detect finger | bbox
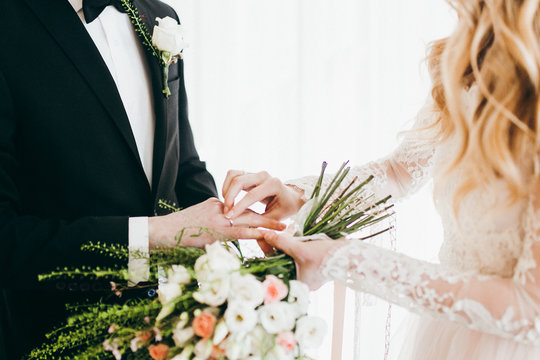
[257,239,276,256]
[228,177,280,218]
[263,231,298,256]
[234,210,286,231]
[222,170,245,200]
[223,172,270,213]
[219,227,266,240]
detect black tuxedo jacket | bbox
[0,0,217,358]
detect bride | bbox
[221,0,540,358]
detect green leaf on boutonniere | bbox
[120,0,163,64]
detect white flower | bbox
[265,345,294,360]
[288,280,310,317]
[168,265,191,285]
[193,339,213,360]
[194,243,240,283]
[245,325,273,358]
[171,345,194,360]
[173,327,194,347]
[295,316,327,349]
[213,320,229,345]
[158,282,183,304]
[225,302,258,334]
[152,16,188,55]
[224,334,251,360]
[156,282,183,321]
[193,275,231,307]
[258,302,296,334]
[194,254,212,282]
[228,273,264,308]
[205,242,241,272]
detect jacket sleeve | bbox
[0,70,129,289]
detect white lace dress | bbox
[288,101,540,359]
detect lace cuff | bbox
[321,237,540,345]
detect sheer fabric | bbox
[288,99,540,358]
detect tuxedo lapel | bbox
[132,0,168,198]
[23,0,147,185]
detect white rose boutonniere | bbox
[152,16,188,97]
[120,1,188,99]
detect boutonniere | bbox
[121,1,188,98]
[151,17,188,97]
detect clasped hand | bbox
[222,170,342,290]
[148,197,286,249]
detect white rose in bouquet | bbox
[157,282,183,304]
[156,282,184,321]
[193,275,231,307]
[193,254,212,282]
[259,302,296,334]
[225,302,258,334]
[246,325,273,358]
[287,280,310,317]
[152,16,188,55]
[171,312,192,345]
[205,242,241,272]
[193,339,213,360]
[194,243,240,282]
[213,320,229,345]
[295,316,327,349]
[224,333,251,360]
[172,327,194,347]
[265,345,294,360]
[167,264,191,285]
[171,345,194,360]
[228,273,264,308]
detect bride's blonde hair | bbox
[428,0,540,209]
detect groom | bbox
[0,0,274,358]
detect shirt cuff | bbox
[128,217,150,286]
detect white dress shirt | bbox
[68,0,151,283]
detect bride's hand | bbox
[263,231,345,290]
[222,170,305,220]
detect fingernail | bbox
[223,206,229,213]
[280,223,287,230]
[226,210,234,218]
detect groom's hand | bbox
[148,198,286,249]
[222,170,305,221]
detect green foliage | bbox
[120,0,164,65]
[302,161,394,239]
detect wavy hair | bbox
[427,0,540,210]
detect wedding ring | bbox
[225,215,234,227]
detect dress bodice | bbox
[432,141,527,278]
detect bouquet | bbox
[29,162,393,360]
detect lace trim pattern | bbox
[321,238,540,345]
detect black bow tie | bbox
[83,0,126,24]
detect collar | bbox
[68,0,83,12]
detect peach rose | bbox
[148,344,169,360]
[192,312,217,339]
[262,275,288,305]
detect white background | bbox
[164,1,456,358]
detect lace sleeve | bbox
[287,100,439,202]
[322,201,540,344]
